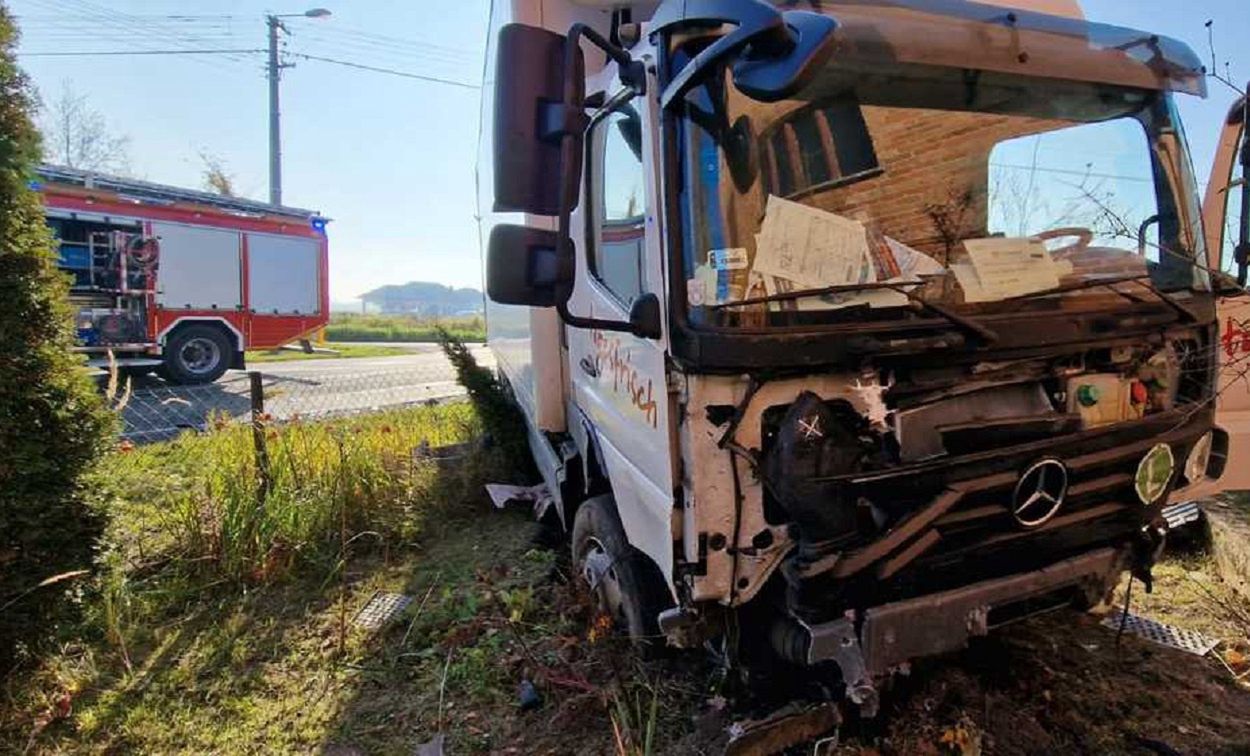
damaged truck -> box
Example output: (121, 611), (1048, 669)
(477, 0), (1250, 718)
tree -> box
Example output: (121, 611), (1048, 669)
(40, 80), (130, 173)
(199, 150), (236, 197)
(0, 6), (114, 670)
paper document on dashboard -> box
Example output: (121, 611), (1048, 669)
(956, 237), (1062, 303)
(753, 196), (872, 287)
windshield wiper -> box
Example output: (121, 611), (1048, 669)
(1121, 277), (1199, 322)
(710, 279), (999, 343)
(1003, 273), (1196, 322)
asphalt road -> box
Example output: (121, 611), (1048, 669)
(120, 344), (495, 443)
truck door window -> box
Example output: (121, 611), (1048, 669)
(590, 103), (646, 305)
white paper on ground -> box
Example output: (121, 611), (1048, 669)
(753, 196), (872, 288)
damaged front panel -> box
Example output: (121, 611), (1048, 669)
(677, 326), (1216, 632)
(679, 372), (894, 605)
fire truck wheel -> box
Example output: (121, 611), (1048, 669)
(159, 325), (232, 385)
(571, 495), (672, 647)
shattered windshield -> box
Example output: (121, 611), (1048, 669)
(677, 58), (1209, 329)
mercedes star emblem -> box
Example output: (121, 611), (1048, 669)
(1012, 459), (1069, 529)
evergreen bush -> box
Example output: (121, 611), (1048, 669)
(0, 5), (114, 670)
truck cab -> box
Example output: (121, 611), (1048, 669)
(478, 0), (1245, 713)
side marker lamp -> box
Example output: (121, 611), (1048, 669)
(1184, 432), (1214, 485)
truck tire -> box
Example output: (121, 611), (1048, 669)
(571, 495), (672, 645)
(159, 325), (232, 385)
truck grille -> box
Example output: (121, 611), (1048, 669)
(792, 409), (1210, 609)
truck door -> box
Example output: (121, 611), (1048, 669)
(566, 67), (675, 581)
(1203, 97), (1250, 490)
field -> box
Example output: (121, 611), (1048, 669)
(325, 313), (485, 344)
(244, 342), (415, 363)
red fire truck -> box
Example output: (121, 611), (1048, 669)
(36, 164), (330, 384)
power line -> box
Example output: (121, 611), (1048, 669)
(990, 162), (1155, 184)
(52, 0), (254, 67)
(292, 44), (477, 80)
(19, 48), (264, 57)
(297, 33), (478, 67)
(19, 0), (251, 72)
(290, 53), (479, 89)
(15, 13), (238, 20)
(319, 23), (479, 58)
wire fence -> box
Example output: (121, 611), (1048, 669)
(116, 363), (469, 444)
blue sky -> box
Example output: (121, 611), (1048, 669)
(7, 0), (1248, 302)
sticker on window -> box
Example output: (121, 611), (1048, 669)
(709, 248), (749, 271)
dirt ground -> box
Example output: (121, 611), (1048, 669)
(517, 542), (1250, 756)
(832, 609), (1250, 755)
(267, 517), (1250, 756)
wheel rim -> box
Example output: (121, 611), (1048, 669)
(179, 337), (222, 375)
(579, 537), (625, 624)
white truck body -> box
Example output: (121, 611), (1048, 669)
(478, 0), (1250, 713)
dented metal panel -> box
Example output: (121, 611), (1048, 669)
(856, 547), (1124, 674)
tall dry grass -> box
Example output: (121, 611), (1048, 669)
(97, 403), (490, 584)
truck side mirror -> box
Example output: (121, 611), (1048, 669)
(629, 293), (663, 340)
(485, 225), (572, 307)
(492, 25), (582, 215)
(489, 23), (659, 339)
(649, 0), (837, 108)
(731, 11), (838, 103)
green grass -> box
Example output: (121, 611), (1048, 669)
(326, 313), (485, 344)
(0, 404), (700, 749)
(0, 402), (700, 754)
(245, 342), (414, 363)
(1, 337), (697, 754)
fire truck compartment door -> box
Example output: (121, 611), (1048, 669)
(1204, 104), (1250, 492)
(152, 222), (242, 310)
(246, 233), (321, 315)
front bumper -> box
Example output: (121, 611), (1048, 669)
(805, 546), (1126, 676)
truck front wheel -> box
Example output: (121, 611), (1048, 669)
(159, 325), (232, 385)
(571, 495), (671, 645)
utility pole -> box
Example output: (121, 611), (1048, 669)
(265, 9), (332, 207)
(267, 14), (284, 206)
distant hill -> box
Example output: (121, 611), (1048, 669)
(359, 282), (484, 316)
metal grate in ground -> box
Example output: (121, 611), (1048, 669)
(353, 592), (413, 630)
(1101, 612), (1220, 656)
